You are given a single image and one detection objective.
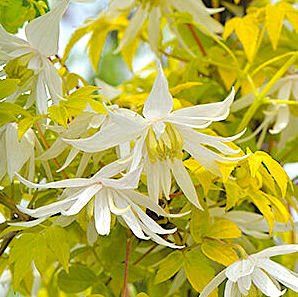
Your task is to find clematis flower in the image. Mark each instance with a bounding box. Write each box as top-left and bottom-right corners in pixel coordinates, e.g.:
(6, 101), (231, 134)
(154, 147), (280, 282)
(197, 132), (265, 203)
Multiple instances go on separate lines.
(64, 64), (245, 207)
(210, 208), (295, 239)
(0, 0), (69, 114)
(233, 74), (298, 147)
(200, 244), (298, 297)
(0, 123), (35, 181)
(16, 159), (183, 248)
(108, 0), (223, 53)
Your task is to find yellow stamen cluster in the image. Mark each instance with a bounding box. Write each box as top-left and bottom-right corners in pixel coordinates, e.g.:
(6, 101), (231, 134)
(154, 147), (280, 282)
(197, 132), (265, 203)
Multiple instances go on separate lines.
(146, 123), (183, 163)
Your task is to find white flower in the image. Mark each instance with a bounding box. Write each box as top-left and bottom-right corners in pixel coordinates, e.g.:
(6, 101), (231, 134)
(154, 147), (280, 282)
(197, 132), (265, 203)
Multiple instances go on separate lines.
(16, 159), (183, 248)
(108, 0), (223, 53)
(0, 269), (11, 297)
(232, 74), (298, 145)
(0, 0), (69, 113)
(210, 208), (296, 239)
(65, 64), (245, 207)
(200, 244), (298, 297)
(0, 123), (35, 181)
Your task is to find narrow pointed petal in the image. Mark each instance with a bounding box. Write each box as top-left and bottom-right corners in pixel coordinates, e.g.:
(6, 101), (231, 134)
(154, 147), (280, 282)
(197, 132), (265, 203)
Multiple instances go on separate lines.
(61, 184), (102, 216)
(255, 244), (298, 258)
(224, 280), (239, 297)
(101, 166), (142, 190)
(114, 195), (149, 240)
(200, 270), (227, 297)
(143, 63), (173, 120)
(57, 147), (80, 172)
(93, 158), (131, 180)
(169, 88), (235, 128)
(128, 201), (176, 235)
(94, 192), (111, 235)
(237, 276), (251, 295)
(37, 138), (67, 161)
(258, 259), (298, 292)
(148, 7), (161, 53)
(115, 6), (147, 52)
(107, 189), (131, 215)
(146, 161), (161, 203)
(252, 268), (284, 297)
(226, 259), (255, 282)
(8, 217), (49, 227)
(170, 159), (203, 209)
(17, 197), (76, 218)
(25, 0), (69, 56)
(140, 223), (184, 249)
(16, 173), (93, 189)
(269, 105), (290, 134)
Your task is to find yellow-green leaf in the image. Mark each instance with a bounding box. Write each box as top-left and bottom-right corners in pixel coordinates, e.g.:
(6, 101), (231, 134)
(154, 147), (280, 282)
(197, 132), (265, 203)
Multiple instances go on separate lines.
(155, 251), (183, 284)
(207, 218), (241, 239)
(201, 240), (239, 266)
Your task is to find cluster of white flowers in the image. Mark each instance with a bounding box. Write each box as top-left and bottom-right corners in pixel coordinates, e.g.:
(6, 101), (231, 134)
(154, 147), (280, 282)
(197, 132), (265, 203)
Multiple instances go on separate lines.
(1, 2), (297, 297)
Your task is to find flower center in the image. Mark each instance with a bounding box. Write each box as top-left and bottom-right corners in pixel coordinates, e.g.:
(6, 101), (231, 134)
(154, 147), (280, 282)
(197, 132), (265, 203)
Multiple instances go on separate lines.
(145, 123), (183, 162)
(137, 0), (161, 8)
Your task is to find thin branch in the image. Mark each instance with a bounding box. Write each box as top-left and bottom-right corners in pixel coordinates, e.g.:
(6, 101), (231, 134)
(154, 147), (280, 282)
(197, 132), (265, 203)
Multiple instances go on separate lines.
(187, 24), (207, 56)
(0, 231), (18, 257)
(133, 245), (157, 266)
(121, 237), (132, 297)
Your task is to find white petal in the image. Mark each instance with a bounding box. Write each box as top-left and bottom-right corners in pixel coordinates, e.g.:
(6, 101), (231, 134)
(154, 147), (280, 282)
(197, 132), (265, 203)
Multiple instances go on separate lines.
(237, 275), (251, 295)
(169, 88), (235, 128)
(124, 190), (185, 218)
(37, 138), (67, 160)
(35, 71), (49, 114)
(63, 120), (143, 153)
(225, 280), (240, 297)
(170, 159), (203, 209)
(25, 0), (69, 56)
(255, 244), (298, 258)
(17, 197), (76, 218)
(269, 105), (290, 134)
(200, 269), (227, 297)
(61, 184), (102, 216)
(252, 268), (284, 297)
(100, 166), (142, 190)
(143, 63), (173, 120)
(148, 7), (161, 53)
(5, 124), (34, 180)
(8, 217), (48, 227)
(146, 160), (161, 203)
(16, 173), (93, 189)
(140, 222), (184, 249)
(94, 192), (111, 235)
(226, 259), (255, 282)
(93, 157), (131, 179)
(95, 78), (122, 101)
(57, 147), (80, 172)
(107, 189), (131, 215)
(277, 80), (292, 101)
(171, 0), (223, 33)
(130, 132), (146, 171)
(160, 161), (171, 199)
(128, 201), (176, 235)
(115, 6), (147, 52)
(114, 194), (149, 240)
(258, 259), (298, 292)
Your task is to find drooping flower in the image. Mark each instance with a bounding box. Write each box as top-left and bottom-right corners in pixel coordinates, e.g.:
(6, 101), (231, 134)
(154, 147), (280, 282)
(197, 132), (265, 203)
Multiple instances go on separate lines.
(232, 74), (298, 147)
(108, 0), (223, 53)
(0, 123), (35, 181)
(0, 0), (69, 114)
(200, 244), (298, 297)
(210, 208), (295, 239)
(65, 64), (245, 207)
(16, 159), (183, 248)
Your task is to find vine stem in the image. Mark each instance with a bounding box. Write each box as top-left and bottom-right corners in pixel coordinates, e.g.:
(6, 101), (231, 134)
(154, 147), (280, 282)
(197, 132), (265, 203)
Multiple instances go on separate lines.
(121, 237), (132, 297)
(187, 24), (207, 56)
